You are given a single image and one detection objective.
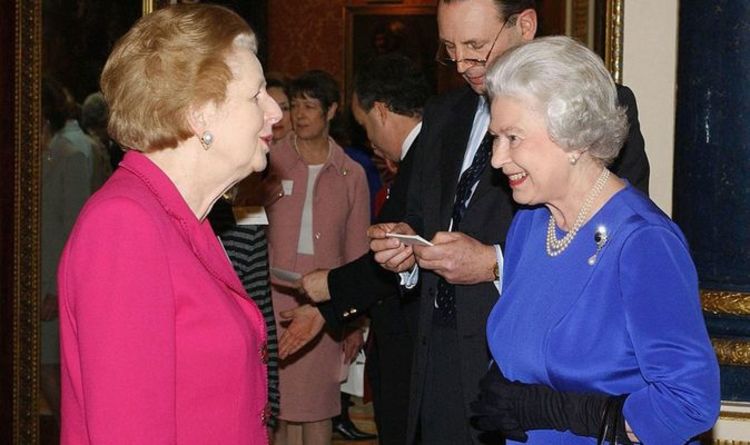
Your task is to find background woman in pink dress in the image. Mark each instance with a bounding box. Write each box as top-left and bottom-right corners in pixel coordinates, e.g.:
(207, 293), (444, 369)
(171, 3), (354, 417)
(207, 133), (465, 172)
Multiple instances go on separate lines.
(57, 5), (281, 444)
(259, 70), (370, 445)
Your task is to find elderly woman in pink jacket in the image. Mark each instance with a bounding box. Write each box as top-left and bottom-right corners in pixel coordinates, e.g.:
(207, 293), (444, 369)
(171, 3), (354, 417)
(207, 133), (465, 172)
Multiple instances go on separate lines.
(258, 70), (370, 445)
(57, 5), (281, 444)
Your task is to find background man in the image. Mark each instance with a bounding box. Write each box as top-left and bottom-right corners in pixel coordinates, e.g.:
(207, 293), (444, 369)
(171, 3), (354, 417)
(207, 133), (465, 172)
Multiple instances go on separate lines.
(278, 53), (430, 445)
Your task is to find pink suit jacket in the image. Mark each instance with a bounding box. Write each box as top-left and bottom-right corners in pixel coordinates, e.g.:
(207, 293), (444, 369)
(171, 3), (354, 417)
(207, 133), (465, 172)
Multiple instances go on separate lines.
(58, 151), (269, 444)
(259, 135), (371, 271)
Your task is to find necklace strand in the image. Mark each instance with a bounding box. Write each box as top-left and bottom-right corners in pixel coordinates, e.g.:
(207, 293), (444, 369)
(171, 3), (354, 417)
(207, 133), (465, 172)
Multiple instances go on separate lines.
(546, 168), (610, 257)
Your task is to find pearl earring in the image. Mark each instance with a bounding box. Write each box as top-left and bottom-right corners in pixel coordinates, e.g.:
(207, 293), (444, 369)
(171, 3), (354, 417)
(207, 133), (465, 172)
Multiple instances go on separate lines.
(200, 131), (214, 150)
(569, 154), (578, 165)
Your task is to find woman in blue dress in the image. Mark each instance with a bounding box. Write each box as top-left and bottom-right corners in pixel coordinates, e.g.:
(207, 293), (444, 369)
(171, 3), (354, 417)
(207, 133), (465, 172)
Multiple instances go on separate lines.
(472, 36), (720, 444)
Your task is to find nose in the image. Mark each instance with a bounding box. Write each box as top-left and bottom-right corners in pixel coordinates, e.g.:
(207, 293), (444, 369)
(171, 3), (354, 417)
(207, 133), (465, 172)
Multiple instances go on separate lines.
(490, 136), (510, 169)
(266, 97), (282, 125)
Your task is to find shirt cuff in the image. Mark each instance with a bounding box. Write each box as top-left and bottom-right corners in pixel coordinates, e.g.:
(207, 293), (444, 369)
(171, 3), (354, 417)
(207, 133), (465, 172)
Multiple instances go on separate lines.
(493, 244), (503, 294)
(399, 264), (420, 289)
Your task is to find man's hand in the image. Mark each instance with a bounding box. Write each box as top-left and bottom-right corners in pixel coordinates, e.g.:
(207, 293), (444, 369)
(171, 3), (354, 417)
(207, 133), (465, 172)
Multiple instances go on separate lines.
(341, 329), (365, 364)
(368, 222), (417, 273)
(413, 231), (496, 284)
(300, 269), (331, 303)
(277, 304), (325, 359)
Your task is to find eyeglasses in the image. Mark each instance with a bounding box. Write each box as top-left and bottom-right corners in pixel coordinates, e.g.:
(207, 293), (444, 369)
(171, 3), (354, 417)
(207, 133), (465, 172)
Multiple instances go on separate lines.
(435, 15), (517, 67)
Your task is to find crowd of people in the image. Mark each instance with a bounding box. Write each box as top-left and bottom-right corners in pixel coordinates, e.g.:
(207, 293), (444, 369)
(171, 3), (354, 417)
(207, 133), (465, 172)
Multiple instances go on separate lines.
(48, 1), (720, 445)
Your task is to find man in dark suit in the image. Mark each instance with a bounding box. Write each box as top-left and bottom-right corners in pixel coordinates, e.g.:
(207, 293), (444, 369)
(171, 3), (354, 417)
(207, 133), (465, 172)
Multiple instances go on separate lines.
(368, 1), (649, 444)
(277, 53), (430, 445)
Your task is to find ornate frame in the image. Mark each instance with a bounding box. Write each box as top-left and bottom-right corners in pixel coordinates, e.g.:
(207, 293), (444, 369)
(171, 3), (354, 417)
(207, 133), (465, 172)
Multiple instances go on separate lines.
(13, 0), (42, 442)
(343, 4), (440, 104)
(603, 0), (624, 83)
(10, 1), (151, 442)
(703, 290), (750, 367)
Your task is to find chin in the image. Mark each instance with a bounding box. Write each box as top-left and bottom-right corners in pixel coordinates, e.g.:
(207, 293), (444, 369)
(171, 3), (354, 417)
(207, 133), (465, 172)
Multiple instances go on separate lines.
(251, 157), (268, 173)
(511, 190), (536, 206)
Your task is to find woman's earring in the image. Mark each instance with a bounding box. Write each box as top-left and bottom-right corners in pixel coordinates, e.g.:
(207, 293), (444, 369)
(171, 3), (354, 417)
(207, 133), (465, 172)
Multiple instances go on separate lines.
(200, 131), (214, 150)
(569, 154), (578, 165)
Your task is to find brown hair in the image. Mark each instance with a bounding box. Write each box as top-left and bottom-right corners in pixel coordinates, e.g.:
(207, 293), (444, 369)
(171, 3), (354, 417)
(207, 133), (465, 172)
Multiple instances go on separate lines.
(101, 4), (256, 151)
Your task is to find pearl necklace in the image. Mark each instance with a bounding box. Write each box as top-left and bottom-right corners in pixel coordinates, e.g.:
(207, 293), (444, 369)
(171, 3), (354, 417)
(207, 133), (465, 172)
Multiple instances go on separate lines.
(546, 168), (610, 257)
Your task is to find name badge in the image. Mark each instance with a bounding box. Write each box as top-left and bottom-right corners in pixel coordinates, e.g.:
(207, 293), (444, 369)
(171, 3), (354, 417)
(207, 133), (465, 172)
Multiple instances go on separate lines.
(281, 179), (294, 196)
(233, 206), (269, 225)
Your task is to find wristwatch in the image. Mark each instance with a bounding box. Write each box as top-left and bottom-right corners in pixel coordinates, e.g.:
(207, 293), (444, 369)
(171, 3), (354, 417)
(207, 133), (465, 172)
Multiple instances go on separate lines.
(492, 261), (500, 280)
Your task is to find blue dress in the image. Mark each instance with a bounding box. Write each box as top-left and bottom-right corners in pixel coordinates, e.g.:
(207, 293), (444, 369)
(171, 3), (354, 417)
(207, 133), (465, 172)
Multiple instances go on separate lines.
(486, 185), (720, 444)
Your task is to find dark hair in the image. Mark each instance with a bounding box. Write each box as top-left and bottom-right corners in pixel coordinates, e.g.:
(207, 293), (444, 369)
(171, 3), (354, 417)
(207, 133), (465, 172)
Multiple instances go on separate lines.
(288, 70), (340, 113)
(440, 0), (536, 20)
(265, 73), (290, 99)
(42, 77), (71, 133)
(353, 54), (429, 118)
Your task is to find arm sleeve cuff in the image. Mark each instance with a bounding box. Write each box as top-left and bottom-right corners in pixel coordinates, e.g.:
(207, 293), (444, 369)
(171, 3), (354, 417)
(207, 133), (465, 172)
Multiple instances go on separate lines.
(399, 264), (420, 289)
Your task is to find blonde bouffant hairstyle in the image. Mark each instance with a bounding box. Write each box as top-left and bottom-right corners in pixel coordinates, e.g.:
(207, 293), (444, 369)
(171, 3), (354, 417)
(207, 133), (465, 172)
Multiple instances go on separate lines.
(101, 4), (256, 152)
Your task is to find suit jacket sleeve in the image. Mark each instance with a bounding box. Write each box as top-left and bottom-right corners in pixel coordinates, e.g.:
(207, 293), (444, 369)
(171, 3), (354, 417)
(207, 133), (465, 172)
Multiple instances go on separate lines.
(59, 198), (177, 443)
(613, 85), (650, 195)
(344, 165), (372, 263)
(319, 251), (400, 328)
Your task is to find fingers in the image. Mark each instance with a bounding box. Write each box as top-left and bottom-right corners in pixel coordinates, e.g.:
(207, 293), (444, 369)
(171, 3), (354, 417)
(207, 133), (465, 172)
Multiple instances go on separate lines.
(367, 222), (415, 239)
(370, 236), (403, 253)
(367, 222), (397, 239)
(279, 309), (296, 320)
(278, 331), (305, 359)
(373, 243), (415, 272)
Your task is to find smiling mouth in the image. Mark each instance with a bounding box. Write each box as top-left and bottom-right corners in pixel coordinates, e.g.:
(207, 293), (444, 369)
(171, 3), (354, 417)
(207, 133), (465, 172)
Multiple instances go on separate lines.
(507, 171), (528, 187)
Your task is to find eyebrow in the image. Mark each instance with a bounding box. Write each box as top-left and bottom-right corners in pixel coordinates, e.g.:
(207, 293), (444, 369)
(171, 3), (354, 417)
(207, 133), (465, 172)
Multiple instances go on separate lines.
(441, 38), (489, 46)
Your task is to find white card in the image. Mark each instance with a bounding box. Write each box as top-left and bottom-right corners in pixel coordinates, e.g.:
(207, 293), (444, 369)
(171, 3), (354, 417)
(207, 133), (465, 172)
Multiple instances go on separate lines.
(281, 180), (294, 196)
(270, 267), (302, 283)
(385, 233), (434, 247)
(232, 206), (268, 225)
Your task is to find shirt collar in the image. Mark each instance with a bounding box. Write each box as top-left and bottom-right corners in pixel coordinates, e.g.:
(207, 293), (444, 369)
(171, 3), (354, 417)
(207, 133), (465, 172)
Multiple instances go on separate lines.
(401, 121), (423, 160)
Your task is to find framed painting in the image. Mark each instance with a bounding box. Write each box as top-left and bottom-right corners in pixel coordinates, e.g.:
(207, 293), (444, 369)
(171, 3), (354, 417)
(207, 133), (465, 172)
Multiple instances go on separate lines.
(344, 4), (462, 104)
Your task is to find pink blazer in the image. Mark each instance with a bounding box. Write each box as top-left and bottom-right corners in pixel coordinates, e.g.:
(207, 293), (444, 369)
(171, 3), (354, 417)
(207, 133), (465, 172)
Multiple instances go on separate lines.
(260, 136), (371, 271)
(58, 152), (269, 444)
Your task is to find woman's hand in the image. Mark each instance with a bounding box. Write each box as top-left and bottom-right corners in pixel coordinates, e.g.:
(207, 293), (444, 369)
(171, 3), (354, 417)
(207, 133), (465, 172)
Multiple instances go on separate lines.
(277, 305), (325, 359)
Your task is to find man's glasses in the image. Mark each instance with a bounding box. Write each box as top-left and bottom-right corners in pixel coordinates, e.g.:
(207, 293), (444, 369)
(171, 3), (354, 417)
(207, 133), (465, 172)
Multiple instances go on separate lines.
(435, 15), (517, 67)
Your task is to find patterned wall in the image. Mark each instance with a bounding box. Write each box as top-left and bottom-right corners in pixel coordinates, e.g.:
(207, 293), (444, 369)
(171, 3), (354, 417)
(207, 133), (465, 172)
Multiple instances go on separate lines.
(267, 0), (347, 83)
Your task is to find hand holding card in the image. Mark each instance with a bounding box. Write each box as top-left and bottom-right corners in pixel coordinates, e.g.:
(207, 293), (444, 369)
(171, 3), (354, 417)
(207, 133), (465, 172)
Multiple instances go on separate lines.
(385, 233), (434, 247)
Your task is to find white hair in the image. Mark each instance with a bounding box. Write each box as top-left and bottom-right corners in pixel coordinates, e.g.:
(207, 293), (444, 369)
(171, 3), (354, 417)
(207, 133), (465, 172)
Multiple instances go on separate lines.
(486, 35), (628, 164)
(234, 33), (258, 54)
